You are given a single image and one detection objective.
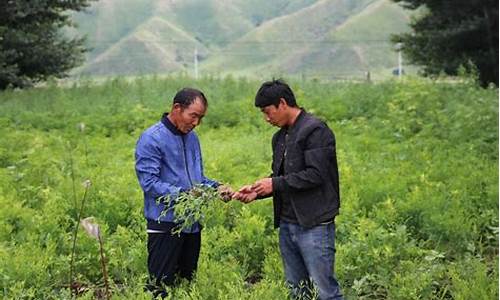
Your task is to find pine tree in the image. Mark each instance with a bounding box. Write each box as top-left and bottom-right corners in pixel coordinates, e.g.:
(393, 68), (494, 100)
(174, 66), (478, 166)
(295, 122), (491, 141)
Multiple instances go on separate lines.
(0, 0), (94, 89)
(392, 0), (498, 86)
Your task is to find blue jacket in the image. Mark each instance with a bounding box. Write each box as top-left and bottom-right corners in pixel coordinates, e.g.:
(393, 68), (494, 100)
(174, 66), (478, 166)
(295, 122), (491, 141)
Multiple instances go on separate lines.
(135, 114), (219, 233)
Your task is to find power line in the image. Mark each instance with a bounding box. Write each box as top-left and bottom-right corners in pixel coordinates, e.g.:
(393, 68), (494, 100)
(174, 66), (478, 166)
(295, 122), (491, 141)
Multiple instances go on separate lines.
(85, 39), (395, 46)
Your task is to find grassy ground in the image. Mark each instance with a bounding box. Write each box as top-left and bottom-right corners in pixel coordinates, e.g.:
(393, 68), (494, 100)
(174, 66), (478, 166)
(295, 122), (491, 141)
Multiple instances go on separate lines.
(0, 75), (497, 299)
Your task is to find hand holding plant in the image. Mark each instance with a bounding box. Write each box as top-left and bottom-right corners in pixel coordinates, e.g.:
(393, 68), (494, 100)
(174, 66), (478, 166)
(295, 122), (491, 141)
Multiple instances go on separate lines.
(160, 185), (231, 235)
(233, 185), (258, 204)
(217, 185), (234, 202)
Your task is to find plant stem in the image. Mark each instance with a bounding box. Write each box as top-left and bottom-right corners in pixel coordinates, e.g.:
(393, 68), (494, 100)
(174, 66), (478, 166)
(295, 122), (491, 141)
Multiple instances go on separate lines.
(98, 234), (110, 300)
(82, 133), (89, 167)
(67, 142), (78, 209)
(69, 183), (90, 291)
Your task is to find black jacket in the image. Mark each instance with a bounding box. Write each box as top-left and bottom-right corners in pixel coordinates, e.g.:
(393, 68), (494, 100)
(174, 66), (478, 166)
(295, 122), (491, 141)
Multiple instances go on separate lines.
(270, 110), (340, 228)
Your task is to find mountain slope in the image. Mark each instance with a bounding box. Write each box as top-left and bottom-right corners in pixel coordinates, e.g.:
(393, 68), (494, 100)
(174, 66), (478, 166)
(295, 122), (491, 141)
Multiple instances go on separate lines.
(73, 0), (156, 60)
(72, 0), (412, 79)
(202, 0), (411, 79)
(201, 0), (378, 74)
(285, 0), (412, 78)
(79, 17), (207, 75)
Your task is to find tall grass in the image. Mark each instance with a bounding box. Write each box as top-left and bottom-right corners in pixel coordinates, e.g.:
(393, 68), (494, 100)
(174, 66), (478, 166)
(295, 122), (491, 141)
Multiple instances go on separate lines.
(0, 76), (497, 299)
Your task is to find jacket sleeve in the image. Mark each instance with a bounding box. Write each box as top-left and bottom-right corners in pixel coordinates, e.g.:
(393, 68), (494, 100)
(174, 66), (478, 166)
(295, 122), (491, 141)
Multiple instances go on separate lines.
(201, 177), (219, 188)
(135, 133), (182, 199)
(272, 126), (335, 192)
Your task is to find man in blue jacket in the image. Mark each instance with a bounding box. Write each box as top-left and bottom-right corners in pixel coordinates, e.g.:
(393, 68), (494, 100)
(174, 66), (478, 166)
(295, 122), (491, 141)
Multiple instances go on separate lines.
(135, 88), (232, 298)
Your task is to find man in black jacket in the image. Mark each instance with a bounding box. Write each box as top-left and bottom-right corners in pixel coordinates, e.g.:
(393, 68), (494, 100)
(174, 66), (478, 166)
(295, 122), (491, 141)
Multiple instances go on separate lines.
(234, 79), (343, 300)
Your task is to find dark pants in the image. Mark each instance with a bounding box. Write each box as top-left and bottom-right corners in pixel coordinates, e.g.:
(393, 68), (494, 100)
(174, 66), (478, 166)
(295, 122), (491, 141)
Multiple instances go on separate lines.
(146, 231), (201, 298)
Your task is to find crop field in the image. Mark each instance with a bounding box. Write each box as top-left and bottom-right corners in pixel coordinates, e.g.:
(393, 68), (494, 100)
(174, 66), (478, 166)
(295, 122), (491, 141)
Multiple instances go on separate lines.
(0, 76), (497, 299)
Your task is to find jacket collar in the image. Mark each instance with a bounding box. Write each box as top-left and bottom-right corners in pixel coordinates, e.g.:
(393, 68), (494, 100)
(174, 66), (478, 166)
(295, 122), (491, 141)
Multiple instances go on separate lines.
(161, 113), (184, 136)
(284, 108), (305, 134)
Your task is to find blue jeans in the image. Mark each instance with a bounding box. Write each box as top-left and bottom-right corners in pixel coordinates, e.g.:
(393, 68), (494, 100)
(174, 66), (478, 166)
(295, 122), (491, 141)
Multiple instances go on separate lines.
(279, 221), (343, 300)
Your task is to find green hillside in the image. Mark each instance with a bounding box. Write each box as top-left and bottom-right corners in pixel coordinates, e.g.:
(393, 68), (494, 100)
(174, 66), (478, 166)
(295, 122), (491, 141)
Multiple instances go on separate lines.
(226, 0), (320, 28)
(72, 0), (412, 79)
(159, 0), (254, 47)
(73, 0), (156, 59)
(305, 0), (412, 79)
(202, 0), (376, 76)
(78, 17), (208, 76)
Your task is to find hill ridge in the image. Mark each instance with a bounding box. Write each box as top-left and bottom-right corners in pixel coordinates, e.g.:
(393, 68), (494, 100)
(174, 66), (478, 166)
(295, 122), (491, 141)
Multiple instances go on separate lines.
(73, 0), (412, 79)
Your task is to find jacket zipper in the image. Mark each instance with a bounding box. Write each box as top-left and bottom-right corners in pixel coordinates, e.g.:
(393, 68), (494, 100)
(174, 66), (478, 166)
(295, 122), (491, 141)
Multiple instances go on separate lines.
(182, 136), (193, 187)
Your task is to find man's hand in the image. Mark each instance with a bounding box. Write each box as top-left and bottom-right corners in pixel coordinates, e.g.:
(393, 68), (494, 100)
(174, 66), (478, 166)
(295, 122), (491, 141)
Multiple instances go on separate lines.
(252, 178), (273, 196)
(232, 185), (258, 204)
(217, 185), (234, 202)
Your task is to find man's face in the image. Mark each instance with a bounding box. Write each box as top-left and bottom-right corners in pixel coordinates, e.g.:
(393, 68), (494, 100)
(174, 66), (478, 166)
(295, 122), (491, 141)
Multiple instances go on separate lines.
(173, 97), (206, 133)
(260, 100), (286, 127)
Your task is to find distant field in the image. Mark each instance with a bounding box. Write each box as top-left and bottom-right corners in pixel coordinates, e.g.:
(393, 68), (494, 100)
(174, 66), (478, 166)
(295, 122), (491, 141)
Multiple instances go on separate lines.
(0, 76), (498, 299)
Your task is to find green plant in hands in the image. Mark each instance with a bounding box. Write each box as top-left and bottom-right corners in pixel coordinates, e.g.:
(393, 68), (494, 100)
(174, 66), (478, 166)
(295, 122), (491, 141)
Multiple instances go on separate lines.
(159, 185), (225, 235)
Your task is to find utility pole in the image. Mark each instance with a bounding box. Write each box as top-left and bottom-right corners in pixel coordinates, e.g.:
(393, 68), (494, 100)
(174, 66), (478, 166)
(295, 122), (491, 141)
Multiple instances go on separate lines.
(396, 42), (403, 78)
(194, 47), (199, 80)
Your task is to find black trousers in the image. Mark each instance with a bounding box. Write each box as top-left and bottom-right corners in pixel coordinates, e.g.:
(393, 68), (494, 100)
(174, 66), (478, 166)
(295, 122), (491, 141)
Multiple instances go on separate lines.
(146, 230), (201, 298)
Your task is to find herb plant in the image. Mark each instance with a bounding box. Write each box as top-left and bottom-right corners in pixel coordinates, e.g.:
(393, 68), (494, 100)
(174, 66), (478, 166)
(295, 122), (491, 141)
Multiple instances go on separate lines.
(159, 185), (224, 235)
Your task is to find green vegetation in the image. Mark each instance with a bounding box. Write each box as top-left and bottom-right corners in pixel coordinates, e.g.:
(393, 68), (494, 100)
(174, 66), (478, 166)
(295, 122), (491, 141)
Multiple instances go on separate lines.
(159, 185), (224, 235)
(71, 0), (412, 80)
(0, 75), (497, 299)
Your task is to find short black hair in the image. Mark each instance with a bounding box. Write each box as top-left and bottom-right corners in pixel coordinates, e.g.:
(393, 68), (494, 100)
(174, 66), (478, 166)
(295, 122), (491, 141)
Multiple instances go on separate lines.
(254, 79), (297, 108)
(173, 87), (208, 108)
